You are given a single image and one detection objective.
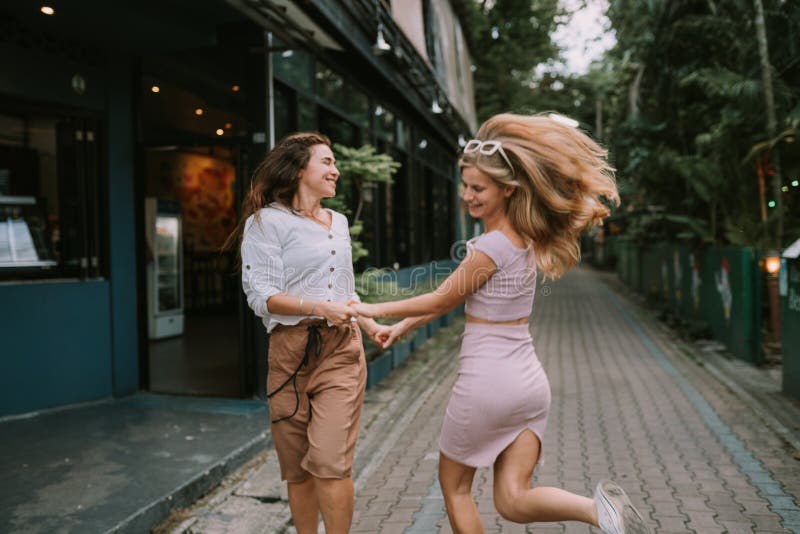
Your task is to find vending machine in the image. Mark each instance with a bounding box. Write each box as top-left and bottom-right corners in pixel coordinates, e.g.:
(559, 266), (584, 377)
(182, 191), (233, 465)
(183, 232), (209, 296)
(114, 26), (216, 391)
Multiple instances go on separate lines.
(145, 198), (184, 339)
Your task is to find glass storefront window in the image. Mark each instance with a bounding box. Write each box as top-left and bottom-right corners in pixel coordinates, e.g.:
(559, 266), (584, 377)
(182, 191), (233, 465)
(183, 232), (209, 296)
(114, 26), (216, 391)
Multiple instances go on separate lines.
(0, 110), (104, 280)
(273, 49), (314, 92)
(347, 89), (370, 128)
(316, 63), (369, 128)
(397, 119), (411, 151)
(375, 104), (396, 144)
(319, 108), (360, 147)
(298, 96), (317, 132)
(274, 85), (293, 141)
(316, 65), (346, 110)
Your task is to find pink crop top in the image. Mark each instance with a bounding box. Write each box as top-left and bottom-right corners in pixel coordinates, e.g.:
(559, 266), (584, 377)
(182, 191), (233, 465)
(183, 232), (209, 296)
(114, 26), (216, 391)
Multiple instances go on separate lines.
(464, 230), (537, 321)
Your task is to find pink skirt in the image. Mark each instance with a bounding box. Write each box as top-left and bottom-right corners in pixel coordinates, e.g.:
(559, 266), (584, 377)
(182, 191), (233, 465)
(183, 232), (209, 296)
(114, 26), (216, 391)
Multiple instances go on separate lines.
(439, 322), (551, 468)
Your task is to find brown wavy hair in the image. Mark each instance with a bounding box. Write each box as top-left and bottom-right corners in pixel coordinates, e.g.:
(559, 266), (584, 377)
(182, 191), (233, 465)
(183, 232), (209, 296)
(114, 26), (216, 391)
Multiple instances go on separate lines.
(460, 113), (619, 279)
(223, 132), (331, 252)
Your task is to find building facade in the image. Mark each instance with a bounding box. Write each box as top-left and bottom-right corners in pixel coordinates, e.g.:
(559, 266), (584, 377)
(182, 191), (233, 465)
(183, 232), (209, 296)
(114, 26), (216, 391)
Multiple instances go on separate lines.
(0, 0), (477, 417)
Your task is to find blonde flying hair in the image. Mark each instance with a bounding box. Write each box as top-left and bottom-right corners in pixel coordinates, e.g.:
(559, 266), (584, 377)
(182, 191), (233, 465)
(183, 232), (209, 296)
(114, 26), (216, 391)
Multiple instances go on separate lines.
(460, 113), (620, 280)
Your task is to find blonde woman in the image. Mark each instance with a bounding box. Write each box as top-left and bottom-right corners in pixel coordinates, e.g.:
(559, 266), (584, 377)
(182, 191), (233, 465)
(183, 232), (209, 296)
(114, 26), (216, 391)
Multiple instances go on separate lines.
(351, 114), (651, 533)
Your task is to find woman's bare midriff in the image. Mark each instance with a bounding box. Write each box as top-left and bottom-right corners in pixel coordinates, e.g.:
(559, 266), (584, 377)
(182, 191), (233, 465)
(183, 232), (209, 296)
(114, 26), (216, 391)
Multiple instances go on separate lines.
(465, 313), (528, 325)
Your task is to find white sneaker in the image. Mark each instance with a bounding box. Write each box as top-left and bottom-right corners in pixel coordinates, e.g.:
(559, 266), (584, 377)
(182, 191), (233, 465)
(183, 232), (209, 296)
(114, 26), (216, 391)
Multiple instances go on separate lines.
(594, 480), (652, 534)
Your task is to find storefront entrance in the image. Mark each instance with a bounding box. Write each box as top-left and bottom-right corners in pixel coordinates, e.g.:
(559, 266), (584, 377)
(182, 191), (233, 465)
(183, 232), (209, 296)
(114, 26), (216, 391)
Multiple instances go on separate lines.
(142, 145), (243, 397)
(137, 54), (250, 397)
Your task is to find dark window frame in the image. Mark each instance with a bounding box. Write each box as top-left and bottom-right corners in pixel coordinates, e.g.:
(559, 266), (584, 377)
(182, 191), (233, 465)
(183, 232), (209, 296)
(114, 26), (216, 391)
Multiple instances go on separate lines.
(0, 95), (108, 282)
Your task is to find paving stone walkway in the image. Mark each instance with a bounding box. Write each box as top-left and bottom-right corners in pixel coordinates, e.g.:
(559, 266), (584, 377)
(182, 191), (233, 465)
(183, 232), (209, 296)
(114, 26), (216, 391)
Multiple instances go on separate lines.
(350, 267), (800, 533)
(156, 266), (800, 533)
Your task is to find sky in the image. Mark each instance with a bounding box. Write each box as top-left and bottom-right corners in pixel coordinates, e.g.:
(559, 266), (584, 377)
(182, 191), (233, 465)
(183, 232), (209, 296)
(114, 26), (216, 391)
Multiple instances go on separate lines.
(549, 0), (617, 75)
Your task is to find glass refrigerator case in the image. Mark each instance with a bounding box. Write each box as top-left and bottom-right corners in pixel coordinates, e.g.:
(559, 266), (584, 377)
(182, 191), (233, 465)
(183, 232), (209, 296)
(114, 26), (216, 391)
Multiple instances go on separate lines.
(145, 198), (184, 339)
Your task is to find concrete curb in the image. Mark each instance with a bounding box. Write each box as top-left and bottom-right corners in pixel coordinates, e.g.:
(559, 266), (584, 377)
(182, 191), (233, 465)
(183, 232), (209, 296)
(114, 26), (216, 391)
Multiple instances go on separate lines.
(106, 432), (271, 534)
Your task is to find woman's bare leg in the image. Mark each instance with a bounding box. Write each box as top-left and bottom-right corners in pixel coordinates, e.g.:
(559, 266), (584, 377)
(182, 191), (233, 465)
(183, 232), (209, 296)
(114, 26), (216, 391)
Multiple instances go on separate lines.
(287, 478), (320, 534)
(439, 453), (482, 533)
(315, 477), (354, 534)
(493, 430), (598, 525)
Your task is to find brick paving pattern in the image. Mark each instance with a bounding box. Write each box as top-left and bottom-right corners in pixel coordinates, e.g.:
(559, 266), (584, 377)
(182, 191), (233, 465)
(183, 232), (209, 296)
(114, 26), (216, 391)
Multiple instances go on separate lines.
(350, 266), (800, 533)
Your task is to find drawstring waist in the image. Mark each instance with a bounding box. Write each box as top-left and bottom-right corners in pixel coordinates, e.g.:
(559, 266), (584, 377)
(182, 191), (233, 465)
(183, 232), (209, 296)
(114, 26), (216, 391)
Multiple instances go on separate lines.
(267, 323), (323, 423)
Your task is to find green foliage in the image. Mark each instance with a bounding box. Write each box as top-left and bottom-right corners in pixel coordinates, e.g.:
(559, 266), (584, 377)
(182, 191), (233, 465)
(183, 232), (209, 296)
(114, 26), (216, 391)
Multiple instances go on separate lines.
(322, 144), (400, 265)
(461, 0), (800, 249)
(466, 0), (561, 121)
(589, 0), (799, 248)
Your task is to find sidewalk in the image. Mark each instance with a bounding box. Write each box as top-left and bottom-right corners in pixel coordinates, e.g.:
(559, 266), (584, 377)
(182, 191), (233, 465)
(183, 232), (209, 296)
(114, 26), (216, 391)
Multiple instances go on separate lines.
(0, 394), (270, 533)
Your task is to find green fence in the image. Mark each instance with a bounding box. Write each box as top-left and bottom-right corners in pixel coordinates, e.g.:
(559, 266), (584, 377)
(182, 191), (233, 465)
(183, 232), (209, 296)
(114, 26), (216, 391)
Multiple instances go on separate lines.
(614, 240), (762, 363)
(782, 256), (800, 401)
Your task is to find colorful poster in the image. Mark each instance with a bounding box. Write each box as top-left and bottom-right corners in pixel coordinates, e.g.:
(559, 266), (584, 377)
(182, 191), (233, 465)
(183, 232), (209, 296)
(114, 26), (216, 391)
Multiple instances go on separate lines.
(146, 151), (236, 251)
(690, 253), (701, 311)
(715, 256), (732, 325)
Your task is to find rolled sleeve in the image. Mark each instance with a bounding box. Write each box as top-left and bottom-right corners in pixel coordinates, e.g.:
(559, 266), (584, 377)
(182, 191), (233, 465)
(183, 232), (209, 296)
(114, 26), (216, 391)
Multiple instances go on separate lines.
(241, 215), (284, 318)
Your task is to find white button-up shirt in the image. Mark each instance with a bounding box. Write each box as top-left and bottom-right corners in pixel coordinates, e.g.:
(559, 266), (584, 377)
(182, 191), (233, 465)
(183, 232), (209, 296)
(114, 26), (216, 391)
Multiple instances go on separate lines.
(241, 202), (360, 333)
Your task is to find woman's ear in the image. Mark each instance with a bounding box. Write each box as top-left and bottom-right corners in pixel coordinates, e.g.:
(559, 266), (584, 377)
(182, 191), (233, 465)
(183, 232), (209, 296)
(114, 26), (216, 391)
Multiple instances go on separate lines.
(503, 185), (515, 198)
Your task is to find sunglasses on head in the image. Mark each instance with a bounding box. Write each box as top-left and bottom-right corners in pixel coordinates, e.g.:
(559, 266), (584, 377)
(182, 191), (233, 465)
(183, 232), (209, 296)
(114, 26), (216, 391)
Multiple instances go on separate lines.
(463, 139), (515, 176)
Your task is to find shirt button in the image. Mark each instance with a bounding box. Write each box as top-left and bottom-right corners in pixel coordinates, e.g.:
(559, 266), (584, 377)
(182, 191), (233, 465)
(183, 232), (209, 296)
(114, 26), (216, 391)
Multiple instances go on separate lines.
(331, 250), (336, 255)
(328, 234), (333, 239)
(328, 283), (333, 288)
(329, 267), (335, 272)
(245, 265), (250, 270)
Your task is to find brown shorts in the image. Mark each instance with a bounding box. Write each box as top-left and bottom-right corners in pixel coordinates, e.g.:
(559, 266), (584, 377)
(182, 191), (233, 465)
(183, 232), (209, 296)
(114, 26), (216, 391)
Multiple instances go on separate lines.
(267, 319), (367, 482)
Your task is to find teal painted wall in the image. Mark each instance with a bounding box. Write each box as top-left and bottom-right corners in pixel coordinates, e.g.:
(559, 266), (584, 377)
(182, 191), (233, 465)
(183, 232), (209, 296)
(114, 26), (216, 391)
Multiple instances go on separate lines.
(0, 281), (113, 416)
(106, 59), (140, 396)
(0, 48), (140, 416)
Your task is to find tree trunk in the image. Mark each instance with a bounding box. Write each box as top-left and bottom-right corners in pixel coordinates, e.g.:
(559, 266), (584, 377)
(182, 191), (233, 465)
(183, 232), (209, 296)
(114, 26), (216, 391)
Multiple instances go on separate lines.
(753, 0), (783, 248)
(629, 63), (645, 120)
(353, 179), (364, 224)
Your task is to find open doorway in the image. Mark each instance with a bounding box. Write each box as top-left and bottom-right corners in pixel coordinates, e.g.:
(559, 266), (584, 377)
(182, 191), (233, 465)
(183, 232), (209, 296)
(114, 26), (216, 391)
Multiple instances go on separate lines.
(138, 64), (247, 397)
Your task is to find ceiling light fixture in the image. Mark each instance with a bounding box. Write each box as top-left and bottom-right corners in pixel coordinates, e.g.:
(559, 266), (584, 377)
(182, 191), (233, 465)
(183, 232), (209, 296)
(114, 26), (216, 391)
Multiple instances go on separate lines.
(372, 24), (391, 55)
(431, 98), (443, 114)
(371, 0), (391, 55)
(40, 6), (54, 15)
(232, 85), (240, 92)
(151, 86), (160, 93)
(195, 108), (204, 116)
(216, 129), (224, 136)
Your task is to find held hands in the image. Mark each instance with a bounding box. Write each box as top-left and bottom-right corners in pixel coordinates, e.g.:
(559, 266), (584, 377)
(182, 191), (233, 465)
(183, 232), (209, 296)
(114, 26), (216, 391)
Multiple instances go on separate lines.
(371, 321), (409, 350)
(347, 301), (378, 318)
(319, 301), (359, 326)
